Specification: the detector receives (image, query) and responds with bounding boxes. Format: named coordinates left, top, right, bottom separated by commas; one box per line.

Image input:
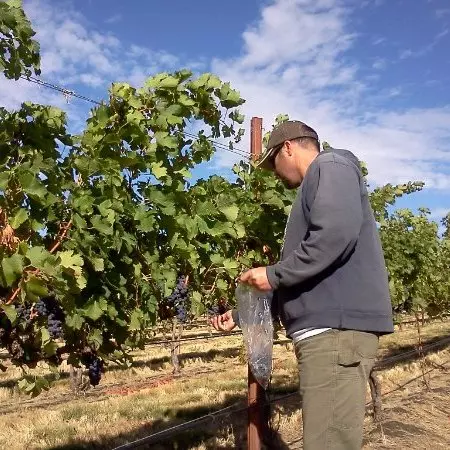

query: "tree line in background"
left=1, top=0, right=449, bottom=395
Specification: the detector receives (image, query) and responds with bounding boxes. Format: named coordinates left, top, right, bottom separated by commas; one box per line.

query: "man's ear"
left=285, top=140, right=294, bottom=156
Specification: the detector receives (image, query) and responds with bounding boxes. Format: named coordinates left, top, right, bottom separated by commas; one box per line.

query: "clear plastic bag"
left=236, top=283, right=273, bottom=389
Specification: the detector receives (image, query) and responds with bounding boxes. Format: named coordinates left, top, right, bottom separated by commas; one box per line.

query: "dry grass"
left=379, top=320, right=450, bottom=353
left=0, top=367, right=248, bottom=449
left=0, top=319, right=448, bottom=449
left=362, top=350, right=450, bottom=449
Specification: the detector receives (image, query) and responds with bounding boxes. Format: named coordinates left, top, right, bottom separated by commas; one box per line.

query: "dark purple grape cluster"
left=48, top=312, right=64, bottom=339
left=88, top=358, right=103, bottom=386
left=81, top=352, right=104, bottom=386
left=34, top=298, right=65, bottom=339
left=16, top=304, right=32, bottom=325
left=208, top=305, right=220, bottom=316
left=207, top=302, right=229, bottom=317
left=165, top=275, right=189, bottom=323
left=34, top=299, right=48, bottom=316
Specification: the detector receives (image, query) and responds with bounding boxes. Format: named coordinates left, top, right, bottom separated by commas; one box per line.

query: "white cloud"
left=387, top=87, right=401, bottom=97
left=372, top=58, right=387, bottom=70
left=236, top=0, right=356, bottom=81
left=372, top=37, right=386, bottom=45
left=105, top=14, right=122, bottom=24
left=399, top=28, right=449, bottom=59
left=78, top=73, right=104, bottom=88
left=360, top=0, right=384, bottom=8
left=430, top=208, right=450, bottom=220
left=209, top=0, right=450, bottom=192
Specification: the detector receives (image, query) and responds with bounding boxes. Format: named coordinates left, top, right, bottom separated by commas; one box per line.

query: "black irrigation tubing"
left=86, top=315, right=443, bottom=349
left=373, top=335, right=450, bottom=370
left=144, top=317, right=450, bottom=348
left=144, top=332, right=293, bottom=347
left=145, top=330, right=243, bottom=346
left=112, top=336, right=450, bottom=449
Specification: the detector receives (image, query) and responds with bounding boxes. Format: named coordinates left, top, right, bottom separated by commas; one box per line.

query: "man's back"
left=266, top=148, right=394, bottom=336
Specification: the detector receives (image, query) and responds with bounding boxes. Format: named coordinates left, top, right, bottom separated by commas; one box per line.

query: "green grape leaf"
left=1, top=253, right=24, bottom=287
left=58, top=251, right=84, bottom=275
left=9, top=208, right=29, bottom=229
left=222, top=205, right=239, bottom=222
left=1, top=305, right=18, bottom=323
left=65, top=313, right=85, bottom=330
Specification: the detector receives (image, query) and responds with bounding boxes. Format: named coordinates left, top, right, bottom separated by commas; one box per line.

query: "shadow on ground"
left=46, top=389, right=298, bottom=450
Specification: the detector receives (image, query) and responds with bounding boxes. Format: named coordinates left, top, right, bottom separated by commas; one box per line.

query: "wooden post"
left=247, top=116, right=266, bottom=450
left=248, top=365, right=267, bottom=449
left=250, top=117, right=263, bottom=162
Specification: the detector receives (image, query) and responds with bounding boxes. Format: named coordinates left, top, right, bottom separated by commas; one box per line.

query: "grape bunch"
left=207, top=301, right=229, bottom=317
left=48, top=312, right=64, bottom=339
left=165, top=275, right=190, bottom=323
left=81, top=352, right=104, bottom=386
left=34, top=299, right=49, bottom=316
left=34, top=298, right=65, bottom=339
left=16, top=303, right=32, bottom=325
left=208, top=305, right=219, bottom=315
left=88, top=358, right=103, bottom=386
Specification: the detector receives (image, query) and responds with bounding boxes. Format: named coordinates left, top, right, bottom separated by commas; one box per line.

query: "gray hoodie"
left=264, top=148, right=394, bottom=336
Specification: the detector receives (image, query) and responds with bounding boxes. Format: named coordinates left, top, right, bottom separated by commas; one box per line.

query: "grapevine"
left=1, top=1, right=449, bottom=397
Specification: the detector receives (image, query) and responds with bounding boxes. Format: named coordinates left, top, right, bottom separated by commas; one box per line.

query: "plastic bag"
left=236, top=283, right=273, bottom=389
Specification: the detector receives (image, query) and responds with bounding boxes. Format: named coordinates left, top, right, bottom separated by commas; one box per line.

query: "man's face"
left=272, top=142, right=303, bottom=189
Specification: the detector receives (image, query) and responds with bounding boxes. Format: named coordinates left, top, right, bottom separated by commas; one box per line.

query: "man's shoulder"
left=313, top=149, right=363, bottom=180
left=315, top=149, right=358, bottom=167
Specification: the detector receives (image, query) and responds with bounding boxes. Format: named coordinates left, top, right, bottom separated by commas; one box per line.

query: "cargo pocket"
left=337, top=330, right=361, bottom=367
left=354, top=331, right=379, bottom=361
left=354, top=331, right=379, bottom=380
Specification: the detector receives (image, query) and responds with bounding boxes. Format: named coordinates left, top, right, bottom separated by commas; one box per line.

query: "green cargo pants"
left=294, top=329, right=379, bottom=450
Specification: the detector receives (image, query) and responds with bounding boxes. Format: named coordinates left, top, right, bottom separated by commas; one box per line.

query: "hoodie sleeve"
left=231, top=309, right=240, bottom=327
left=266, top=161, right=363, bottom=289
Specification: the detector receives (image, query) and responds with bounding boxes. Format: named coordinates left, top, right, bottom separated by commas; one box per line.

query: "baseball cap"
left=256, top=120, right=319, bottom=170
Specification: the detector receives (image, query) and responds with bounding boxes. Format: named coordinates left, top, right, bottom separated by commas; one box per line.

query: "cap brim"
left=255, top=148, right=276, bottom=170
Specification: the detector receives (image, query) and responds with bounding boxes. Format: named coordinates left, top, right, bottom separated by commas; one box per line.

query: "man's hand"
left=240, top=267, right=272, bottom=291
left=209, top=310, right=236, bottom=332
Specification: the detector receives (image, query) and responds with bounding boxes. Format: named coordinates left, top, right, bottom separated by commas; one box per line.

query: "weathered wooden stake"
left=247, top=116, right=266, bottom=450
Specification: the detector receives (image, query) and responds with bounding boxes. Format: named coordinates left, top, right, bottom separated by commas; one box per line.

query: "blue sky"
left=1, top=0, right=449, bottom=224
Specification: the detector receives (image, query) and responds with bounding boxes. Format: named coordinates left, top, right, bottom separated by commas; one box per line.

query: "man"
left=210, top=120, right=394, bottom=450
